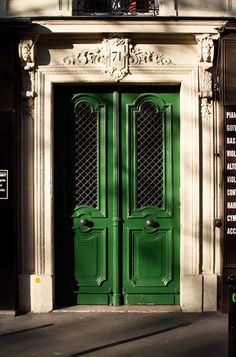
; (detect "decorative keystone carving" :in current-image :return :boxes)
[19,37,38,98]
[63,34,173,81]
[103,34,130,81]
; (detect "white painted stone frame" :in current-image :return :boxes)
[21,62,203,312]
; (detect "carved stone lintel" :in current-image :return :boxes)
[19,37,38,98]
[63,48,105,66]
[63,34,173,81]
[129,46,172,66]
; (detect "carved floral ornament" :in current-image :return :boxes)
[196,34,215,64]
[62,34,173,81]
[201,98,213,121]
[196,34,218,100]
[19,37,38,98]
[199,66,213,99]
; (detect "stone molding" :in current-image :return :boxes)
[63,34,173,81]
[196,34,218,279]
[28,64,200,311]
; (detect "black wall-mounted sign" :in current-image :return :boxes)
[219,29,236,311]
[225,106,236,266]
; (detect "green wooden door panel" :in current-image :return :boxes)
[74,228,108,287]
[125,228,173,289]
[72,206,109,290]
[121,92,180,304]
[124,294,178,305]
[54,87,180,306]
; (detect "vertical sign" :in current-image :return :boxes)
[225,106,236,266]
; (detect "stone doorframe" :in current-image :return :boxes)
[18,33,219,312]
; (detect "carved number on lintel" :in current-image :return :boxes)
[63,34,173,81]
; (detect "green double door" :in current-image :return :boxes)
[54,87,180,306]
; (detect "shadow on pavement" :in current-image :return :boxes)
[0,323,54,337]
[69,322,192,356]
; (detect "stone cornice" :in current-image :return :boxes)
[32,19,222,37]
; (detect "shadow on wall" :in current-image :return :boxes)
[6,0,68,17]
[176,0,228,14]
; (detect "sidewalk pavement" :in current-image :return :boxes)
[0,309,228,357]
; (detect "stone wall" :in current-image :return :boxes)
[3,0,234,17]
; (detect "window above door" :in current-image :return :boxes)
[72,0,159,16]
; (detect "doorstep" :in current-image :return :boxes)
[52,305,182,313]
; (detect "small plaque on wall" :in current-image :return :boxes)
[0,170,8,199]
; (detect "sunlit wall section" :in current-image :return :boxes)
[6,0,71,16]
[177,0,232,16]
[4,0,236,17]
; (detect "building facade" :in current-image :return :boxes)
[0,0,235,313]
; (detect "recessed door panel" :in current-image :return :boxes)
[54,87,180,306]
[126,228,173,288]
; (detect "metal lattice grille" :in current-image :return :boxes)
[136,102,163,208]
[74,0,159,15]
[74,103,97,207]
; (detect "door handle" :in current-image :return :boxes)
[80,218,94,228]
[146,219,159,228]
[80,218,90,226]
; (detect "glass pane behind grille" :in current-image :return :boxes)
[74,0,158,15]
[136,102,163,208]
[74,103,97,207]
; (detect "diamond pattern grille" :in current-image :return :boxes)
[136,102,163,208]
[74,103,97,207]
